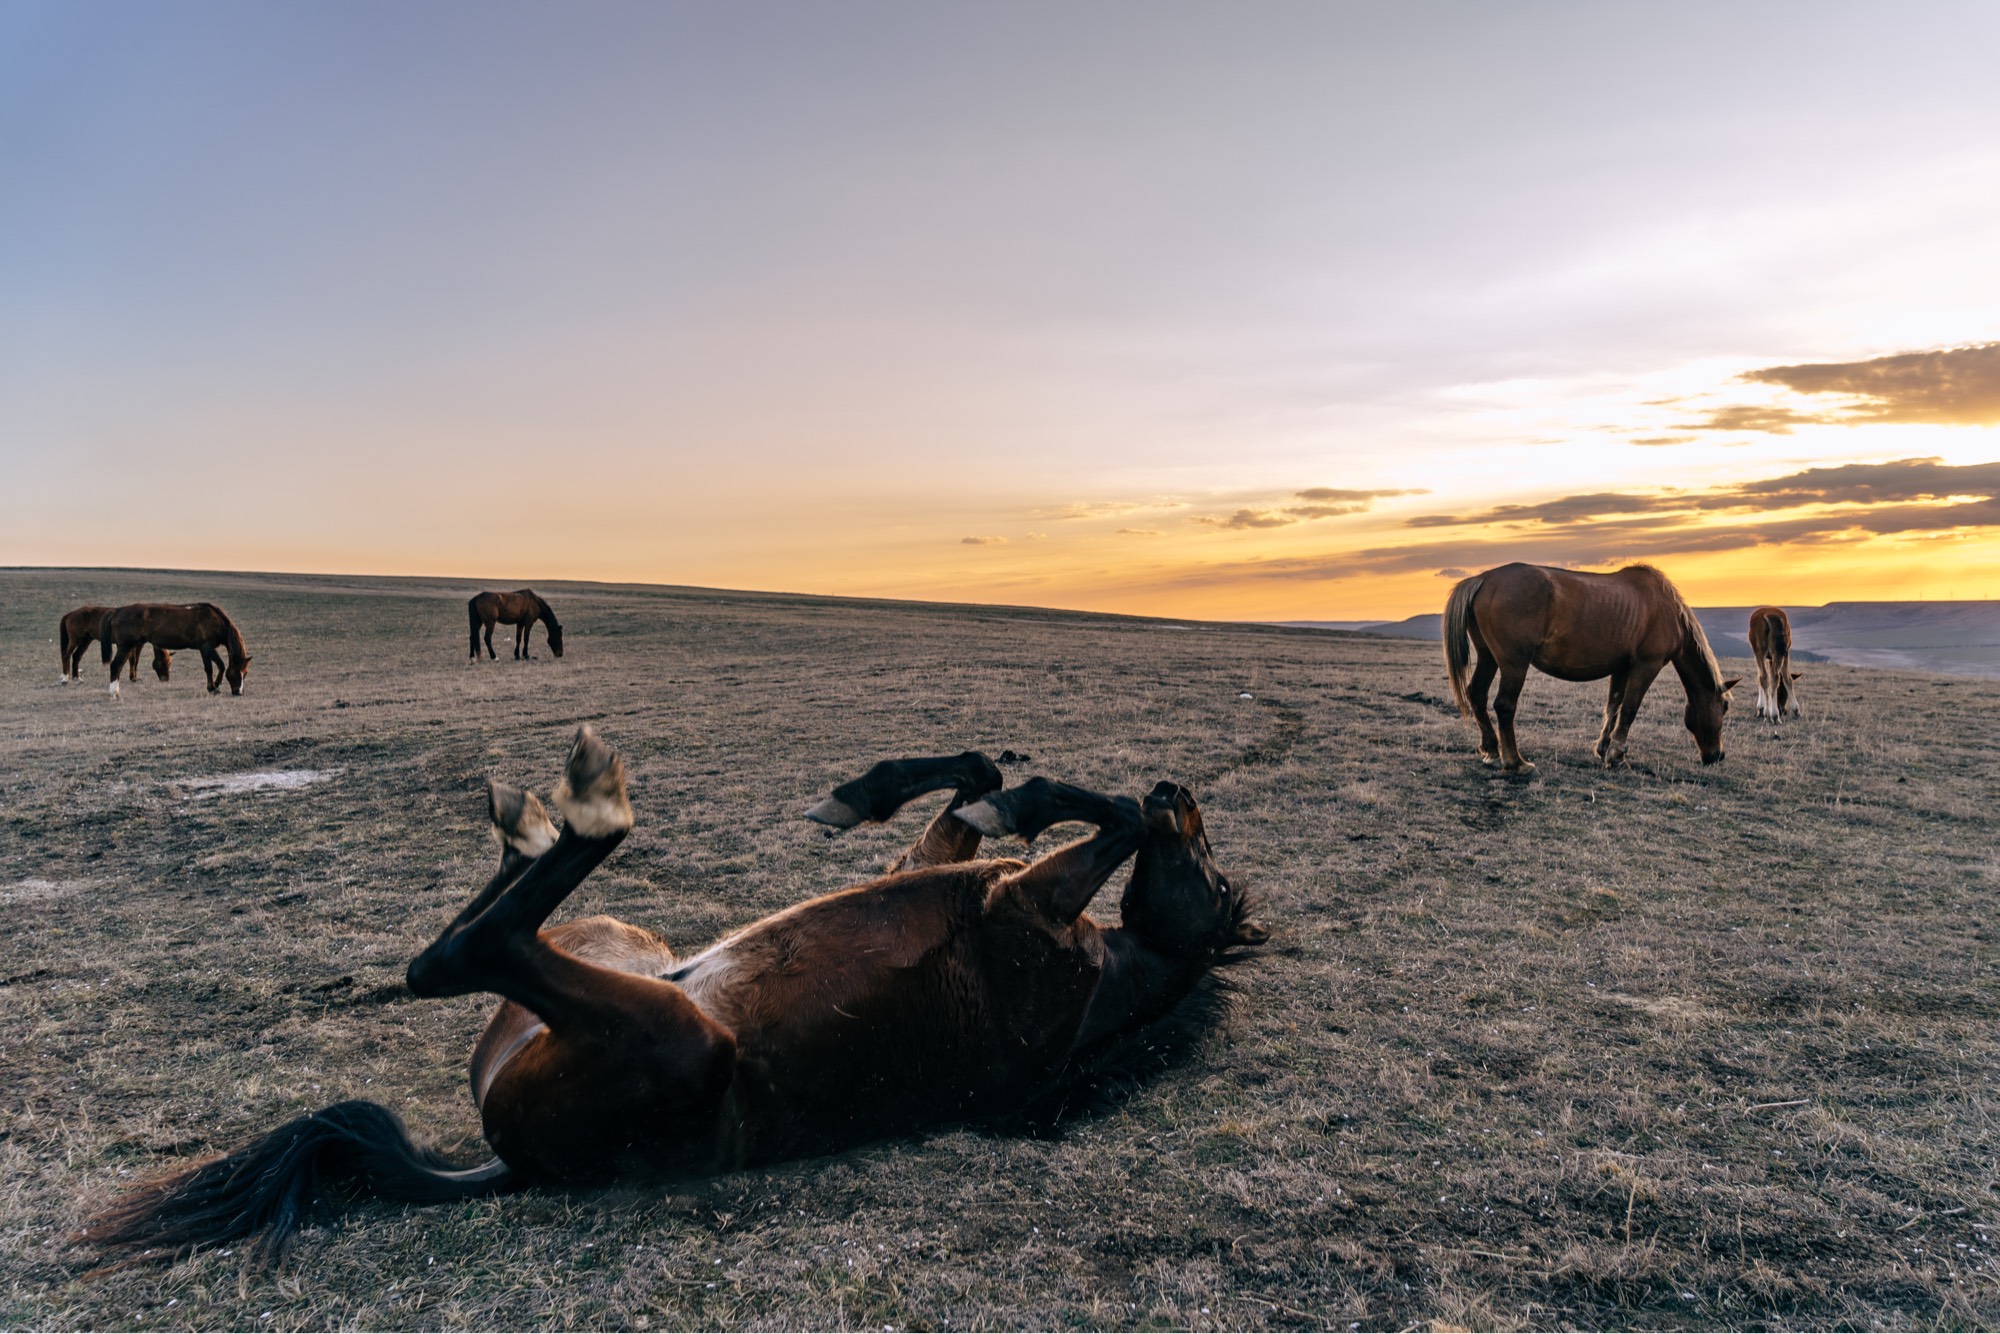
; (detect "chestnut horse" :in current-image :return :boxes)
[468,589,563,661]
[58,606,169,685]
[83,727,1262,1261]
[101,603,251,697]
[1748,606,1802,720]
[1443,563,1739,772]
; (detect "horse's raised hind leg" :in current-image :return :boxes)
[804,752,1004,869]
[408,726,735,1182]
[1467,649,1500,765]
[1596,671,1629,759]
[1602,660,1664,767]
[958,777,1144,923]
[407,782,559,996]
[1493,664,1535,773]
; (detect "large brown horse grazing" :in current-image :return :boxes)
[83,727,1262,1262]
[58,606,169,685]
[1748,605,1802,721]
[468,589,563,661]
[101,603,250,697]
[1443,563,1739,772]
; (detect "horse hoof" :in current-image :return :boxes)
[1478,753,1498,767]
[803,796,864,830]
[489,781,559,857]
[553,725,633,837]
[1504,761,1536,776]
[953,796,1016,838]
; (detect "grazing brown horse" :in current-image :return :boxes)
[1748,606,1802,721]
[84,726,1262,1261]
[101,603,251,697]
[469,589,563,661]
[1443,563,1739,772]
[58,606,169,685]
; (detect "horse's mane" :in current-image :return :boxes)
[1629,565,1722,689]
[213,606,248,661]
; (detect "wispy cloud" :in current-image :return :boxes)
[960,535,1008,546]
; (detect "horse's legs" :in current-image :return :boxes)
[126,643,141,683]
[408,727,734,1180]
[1466,647,1501,764]
[804,752,1004,869]
[513,622,527,660]
[1492,663,1534,773]
[107,641,140,695]
[959,778,1145,923]
[484,620,498,659]
[1601,660,1664,767]
[199,646,224,692]
[1595,670,1629,759]
[406,782,559,995]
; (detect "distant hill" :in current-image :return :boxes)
[1280,601,2000,677]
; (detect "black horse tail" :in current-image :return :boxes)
[1442,573,1484,717]
[79,1100,516,1265]
[59,619,73,674]
[468,597,483,656]
[100,618,117,664]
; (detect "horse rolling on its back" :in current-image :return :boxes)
[84,726,1264,1262]
[100,603,251,697]
[1442,563,1739,771]
[59,606,169,685]
[1748,606,1802,720]
[469,590,563,661]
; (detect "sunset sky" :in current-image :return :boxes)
[5,2,1999,619]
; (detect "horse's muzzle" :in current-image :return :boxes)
[1702,751,1724,765]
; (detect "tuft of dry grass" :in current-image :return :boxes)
[1,567,1996,1330]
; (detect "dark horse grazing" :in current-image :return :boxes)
[83,726,1262,1261]
[468,589,563,661]
[1748,605,1802,721]
[58,606,169,685]
[101,603,251,697]
[1443,562,1739,772]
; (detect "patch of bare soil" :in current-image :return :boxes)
[1,568,1995,1329]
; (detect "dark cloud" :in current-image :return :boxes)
[1742,342,2000,426]
[1718,456,2000,507]
[1409,491,1679,528]
[1436,567,1469,579]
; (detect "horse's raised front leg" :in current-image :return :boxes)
[409,725,735,1182]
[804,751,1004,869]
[1493,664,1535,774]
[958,777,1144,923]
[1595,670,1629,759]
[1602,660,1664,767]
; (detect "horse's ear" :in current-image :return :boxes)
[1790,671,1802,680]
[1721,676,1741,693]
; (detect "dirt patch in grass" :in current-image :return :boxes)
[1,568,1996,1329]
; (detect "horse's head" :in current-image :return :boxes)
[227,655,252,696]
[1685,676,1739,764]
[547,622,565,658]
[1119,782,1265,958]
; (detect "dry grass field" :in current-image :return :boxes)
[2,567,1997,1330]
